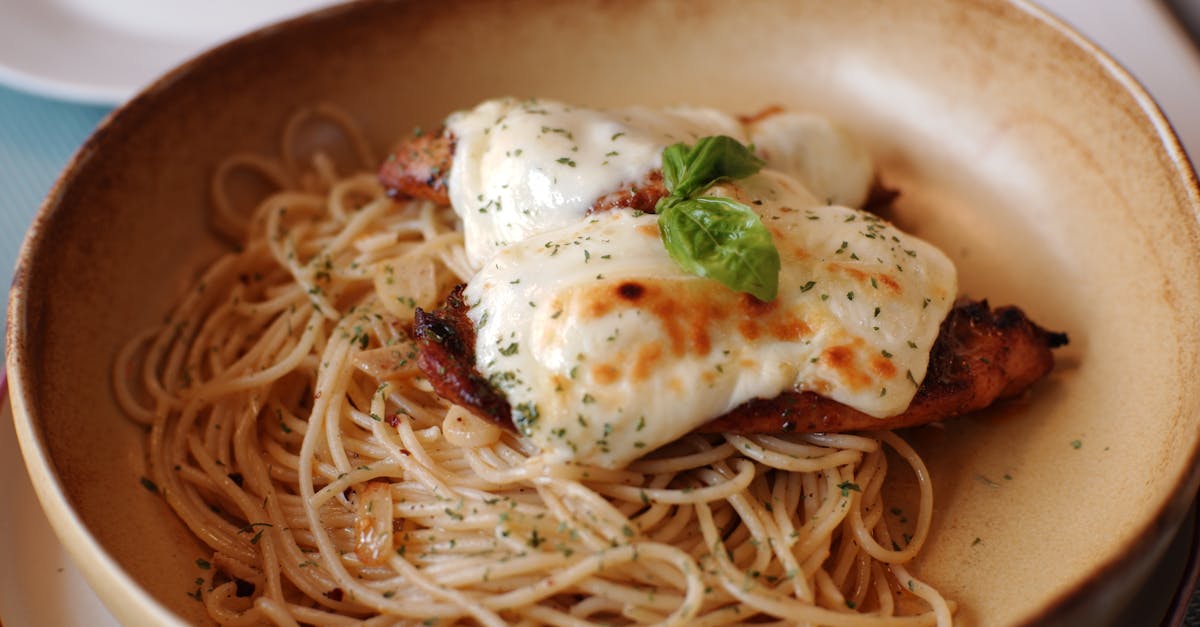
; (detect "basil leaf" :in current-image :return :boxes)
[661,135,765,197]
[658,195,781,301]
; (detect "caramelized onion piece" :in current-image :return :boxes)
[354,481,394,566]
[442,404,502,448]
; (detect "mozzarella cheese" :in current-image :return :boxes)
[446,98,874,269]
[465,170,957,469]
[746,112,875,208]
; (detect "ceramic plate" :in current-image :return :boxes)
[7,1,1200,625]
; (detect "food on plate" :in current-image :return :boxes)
[381,98,875,267]
[388,98,1063,468]
[417,293,1064,446]
[115,98,1064,626]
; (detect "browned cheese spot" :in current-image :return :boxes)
[667,377,684,394]
[875,274,902,294]
[841,266,869,283]
[738,320,762,341]
[592,364,620,385]
[870,356,897,379]
[768,313,813,342]
[617,282,645,301]
[821,345,872,391]
[736,293,811,342]
[632,343,663,382]
[637,224,660,238]
[637,284,718,357]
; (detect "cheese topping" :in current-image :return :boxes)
[446,98,874,269]
[447,98,741,267]
[465,170,957,468]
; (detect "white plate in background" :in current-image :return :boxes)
[0,0,341,105]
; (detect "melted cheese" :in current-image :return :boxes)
[746,112,874,208]
[447,98,742,267]
[465,170,957,468]
[446,99,873,269]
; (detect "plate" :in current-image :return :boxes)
[0,0,341,105]
[6,1,1200,625]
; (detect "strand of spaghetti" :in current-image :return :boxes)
[481,542,704,623]
[523,603,605,627]
[871,562,896,616]
[263,196,339,317]
[831,449,888,586]
[462,447,540,485]
[319,183,392,252]
[764,469,816,604]
[293,333,380,617]
[326,173,382,222]
[367,415,483,494]
[726,434,863,471]
[641,496,696,545]
[149,252,249,407]
[381,554,506,626]
[200,581,261,626]
[890,562,954,627]
[231,402,297,605]
[185,434,278,558]
[309,464,405,511]
[805,431,885,453]
[187,311,322,398]
[112,325,162,423]
[623,473,681,530]
[150,404,258,564]
[575,577,687,614]
[320,338,360,475]
[848,432,934,564]
[194,308,293,391]
[535,478,633,551]
[392,415,467,494]
[252,596,302,627]
[211,153,292,242]
[790,469,857,569]
[422,550,579,588]
[628,438,737,474]
[699,465,780,577]
[697,501,941,627]
[280,103,376,176]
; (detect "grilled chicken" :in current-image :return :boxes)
[414,288,1066,435]
[379,131,455,205]
[701,300,1067,433]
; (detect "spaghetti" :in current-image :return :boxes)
[114,104,954,626]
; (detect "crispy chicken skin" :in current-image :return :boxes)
[413,285,513,428]
[414,290,1067,435]
[379,130,455,205]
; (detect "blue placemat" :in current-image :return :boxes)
[0,84,110,361]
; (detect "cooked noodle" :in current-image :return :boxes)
[114,104,954,626]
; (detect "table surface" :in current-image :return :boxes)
[2,1,1200,625]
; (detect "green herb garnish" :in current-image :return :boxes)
[655,136,780,301]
